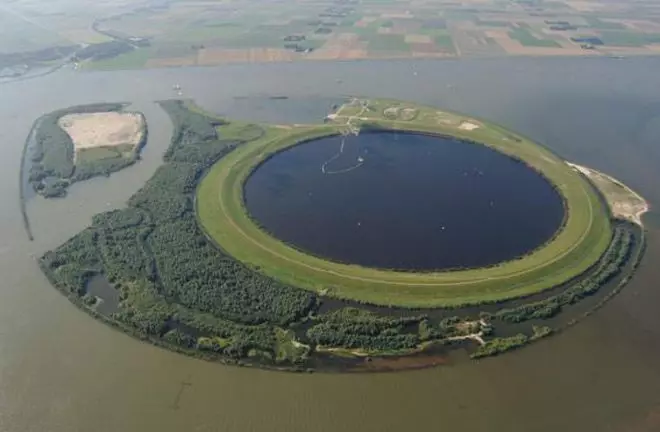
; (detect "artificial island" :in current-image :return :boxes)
[36,98,648,372]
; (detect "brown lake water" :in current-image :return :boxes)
[2,58,660,432]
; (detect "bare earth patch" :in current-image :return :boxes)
[58,112,145,159]
[459,121,480,131]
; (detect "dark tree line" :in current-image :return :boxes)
[307,308,424,352]
[39,101,314,364]
[495,225,634,323]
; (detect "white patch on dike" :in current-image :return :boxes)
[459,121,480,131]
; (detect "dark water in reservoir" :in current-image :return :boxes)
[245,132,564,270]
[3,58,660,432]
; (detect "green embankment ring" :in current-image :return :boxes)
[196,101,612,308]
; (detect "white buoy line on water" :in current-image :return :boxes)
[321,98,369,175]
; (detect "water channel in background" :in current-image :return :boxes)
[1,57,660,432]
[245,131,564,270]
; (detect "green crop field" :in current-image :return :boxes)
[434,33,455,51]
[599,31,660,47]
[364,34,410,52]
[584,16,625,30]
[509,27,561,47]
[196,99,612,308]
[82,48,151,70]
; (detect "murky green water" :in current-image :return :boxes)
[2,58,660,432]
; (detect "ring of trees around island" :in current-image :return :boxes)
[36,98,647,371]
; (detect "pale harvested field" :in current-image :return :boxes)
[198,48,250,64]
[411,52,453,58]
[198,48,295,65]
[354,17,377,27]
[405,34,432,43]
[622,20,660,32]
[393,21,422,33]
[382,12,413,19]
[58,112,145,152]
[409,42,438,53]
[145,56,197,68]
[249,48,296,62]
[59,29,112,44]
[307,33,368,60]
[306,47,369,60]
[565,1,605,11]
[264,19,293,26]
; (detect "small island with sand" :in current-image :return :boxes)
[35,98,648,372]
[27,103,147,198]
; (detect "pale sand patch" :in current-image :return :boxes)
[567,162,649,226]
[459,121,480,131]
[405,34,432,43]
[382,12,413,19]
[58,112,145,153]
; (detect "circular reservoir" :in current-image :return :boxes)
[244,131,565,271]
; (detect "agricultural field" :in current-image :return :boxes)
[4,0,660,72]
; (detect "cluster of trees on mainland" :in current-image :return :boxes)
[27,103,144,197]
[38,100,643,370]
